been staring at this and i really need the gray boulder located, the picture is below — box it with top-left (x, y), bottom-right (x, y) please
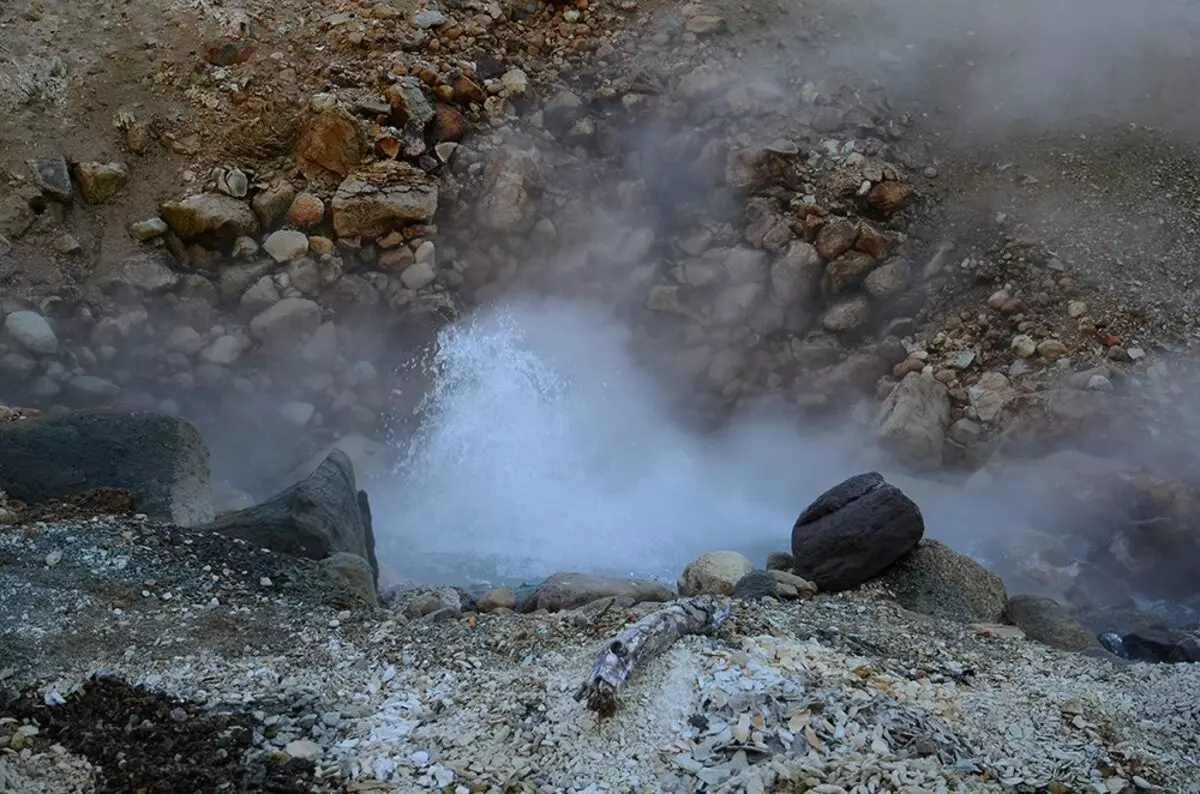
top-left (0, 410), bottom-right (213, 525)
top-left (1004, 595), bottom-right (1100, 652)
top-left (197, 449), bottom-right (378, 587)
top-left (791, 472), bottom-right (924, 591)
top-left (874, 539), bottom-right (1008, 623)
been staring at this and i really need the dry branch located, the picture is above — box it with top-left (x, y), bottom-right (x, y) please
top-left (574, 595), bottom-right (732, 718)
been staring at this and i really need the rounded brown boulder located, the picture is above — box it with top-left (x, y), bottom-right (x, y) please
top-left (791, 472), bottom-right (924, 592)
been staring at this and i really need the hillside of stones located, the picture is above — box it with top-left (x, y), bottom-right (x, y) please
top-left (4, 0), bottom-right (1195, 500)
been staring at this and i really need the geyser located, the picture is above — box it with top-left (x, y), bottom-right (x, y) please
top-left (374, 298), bottom-right (870, 586)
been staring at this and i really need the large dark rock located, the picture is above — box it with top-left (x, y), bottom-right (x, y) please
top-left (790, 472), bottom-right (924, 591)
top-left (197, 449), bottom-right (378, 588)
top-left (874, 539), bottom-right (1008, 623)
top-left (1121, 626), bottom-right (1200, 664)
top-left (1004, 595), bottom-right (1099, 652)
top-left (0, 409), bottom-right (213, 525)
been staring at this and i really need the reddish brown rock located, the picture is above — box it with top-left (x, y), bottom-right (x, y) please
top-left (866, 180), bottom-right (914, 214)
top-left (814, 218), bottom-right (857, 260)
top-left (430, 105), bottom-right (470, 143)
top-left (293, 106), bottom-right (368, 183)
top-left (287, 193), bottom-right (325, 228)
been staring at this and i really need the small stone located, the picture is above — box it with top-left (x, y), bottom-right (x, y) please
top-left (400, 262), bottom-right (436, 290)
top-left (1036, 339), bottom-right (1069, 358)
top-left (1011, 334), bottom-right (1037, 358)
top-left (1067, 300), bottom-right (1088, 318)
top-left (263, 230), bottom-right (309, 262)
top-left (411, 9), bottom-right (447, 27)
top-left (287, 193), bottom-right (325, 227)
top-left (249, 298), bottom-right (322, 344)
top-left (500, 68), bottom-right (528, 95)
top-left (129, 217), bottom-right (169, 241)
top-left (201, 335), bottom-right (243, 365)
top-left (284, 740), bottom-right (323, 761)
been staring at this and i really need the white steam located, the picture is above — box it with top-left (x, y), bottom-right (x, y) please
top-left (372, 299), bottom-right (992, 586)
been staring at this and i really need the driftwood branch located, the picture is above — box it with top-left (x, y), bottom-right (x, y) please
top-left (574, 595), bottom-right (732, 718)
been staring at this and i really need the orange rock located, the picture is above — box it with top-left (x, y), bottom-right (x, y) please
top-left (866, 180), bottom-right (914, 214)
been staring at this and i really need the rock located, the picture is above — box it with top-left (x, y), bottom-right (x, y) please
top-left (791, 472), bottom-right (924, 592)
top-left (280, 401), bottom-right (315, 427)
top-left (400, 261), bottom-right (436, 290)
top-left (430, 105), bottom-right (470, 143)
top-left (384, 77), bottom-right (435, 128)
top-left (0, 410), bottom-right (213, 525)
top-left (766, 551), bottom-right (794, 571)
top-left (129, 217), bottom-right (169, 241)
top-left (477, 153), bottom-right (538, 233)
top-left (287, 193), bottom-right (325, 227)
top-left (711, 282), bottom-right (764, 325)
top-left (263, 230), bottom-right (310, 262)
top-left (286, 434), bottom-right (397, 487)
top-left (866, 181), bottom-right (914, 214)
top-left (1037, 339), bottom-right (1069, 358)
top-left (1004, 595), bottom-right (1099, 652)
top-left (321, 552), bottom-right (377, 605)
top-left (769, 242), bottom-right (821, 306)
top-left (200, 335), bottom-right (243, 365)
top-left (874, 539), bottom-right (1008, 623)
top-left (4, 310), bottom-right (58, 355)
top-left (29, 155), bottom-right (72, 201)
top-left (820, 295), bottom-right (871, 334)
top-left (517, 572), bottom-right (674, 613)
top-left (814, 218), bottom-right (857, 260)
top-left (284, 740), bottom-right (323, 761)
top-left (90, 253), bottom-right (180, 295)
top-left (411, 8), bottom-right (447, 27)
top-left (405, 588), bottom-right (462, 620)
top-left (678, 551), bottom-right (754, 597)
top-left (823, 252), bottom-right (877, 297)
top-left (253, 184), bottom-right (298, 228)
top-left (874, 372), bottom-right (950, 466)
top-left (249, 298), bottom-right (322, 345)
top-left (198, 449), bottom-right (378, 586)
top-left (73, 161), bottom-right (129, 204)
top-left (863, 258), bottom-right (910, 298)
top-left (770, 569), bottom-right (817, 599)
top-left (294, 105), bottom-right (369, 182)
top-left (160, 193), bottom-right (259, 243)
top-left (733, 569), bottom-right (781, 600)
top-left (478, 586), bottom-right (517, 613)
top-left (964, 371), bottom-right (1013, 423)
top-left (332, 161), bottom-right (439, 238)
top-left (1121, 626), bottom-right (1200, 663)
top-left (1011, 334), bottom-right (1037, 357)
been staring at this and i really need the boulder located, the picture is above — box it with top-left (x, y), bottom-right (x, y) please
top-left (1003, 595), bottom-right (1100, 652)
top-left (477, 586), bottom-right (517, 613)
top-left (1120, 626), bottom-right (1200, 664)
top-left (733, 569), bottom-right (781, 600)
top-left (321, 552), bottom-right (378, 606)
top-left (74, 161), bottom-right (130, 204)
top-left (0, 410), bottom-right (213, 525)
top-left (791, 472), bottom-right (924, 591)
top-left (678, 551), bottom-right (755, 597)
top-left (160, 193), bottom-right (259, 243)
top-left (874, 371), bottom-right (950, 467)
top-left (197, 449), bottom-right (378, 587)
top-left (517, 572), bottom-right (674, 613)
top-left (4, 310), bottom-right (58, 355)
top-left (874, 539), bottom-right (1008, 623)
top-left (331, 161), bottom-right (439, 238)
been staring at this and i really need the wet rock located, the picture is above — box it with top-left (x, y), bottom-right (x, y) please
top-left (200, 335), bottom-right (243, 365)
top-left (814, 218), bottom-right (857, 260)
top-left (280, 401), bottom-right (315, 427)
top-left (477, 152), bottom-right (539, 233)
top-left (823, 252), bottom-right (877, 297)
top-left (161, 193), bottom-right (259, 243)
top-left (1004, 595), bottom-right (1100, 652)
top-left (263, 230), bottom-right (310, 263)
top-left (678, 551), bottom-right (755, 597)
top-left (249, 298), bottom-right (322, 345)
top-left (863, 258), bottom-right (910, 298)
top-left (67, 375), bottom-right (122, 402)
top-left (294, 105), bottom-right (369, 183)
top-left (199, 449), bottom-right (378, 586)
top-left (711, 282), bottom-right (764, 325)
top-left (4, 310), bottom-right (58, 355)
top-left (875, 539), bottom-right (1007, 623)
top-left (74, 161), bottom-right (129, 204)
top-left (791, 472), bottom-right (924, 592)
top-left (517, 572), bottom-right (673, 613)
top-left (0, 410), bottom-right (213, 525)
top-left (332, 161), bottom-right (440, 238)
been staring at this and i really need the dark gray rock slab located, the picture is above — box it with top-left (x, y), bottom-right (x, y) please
top-left (1004, 595), bottom-right (1100, 652)
top-left (0, 409), bottom-right (213, 525)
top-left (196, 449), bottom-right (378, 587)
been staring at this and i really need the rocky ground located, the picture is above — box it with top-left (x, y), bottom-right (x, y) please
top-left (4, 0), bottom-right (1200, 791)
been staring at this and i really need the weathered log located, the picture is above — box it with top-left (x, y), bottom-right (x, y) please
top-left (574, 595), bottom-right (731, 718)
